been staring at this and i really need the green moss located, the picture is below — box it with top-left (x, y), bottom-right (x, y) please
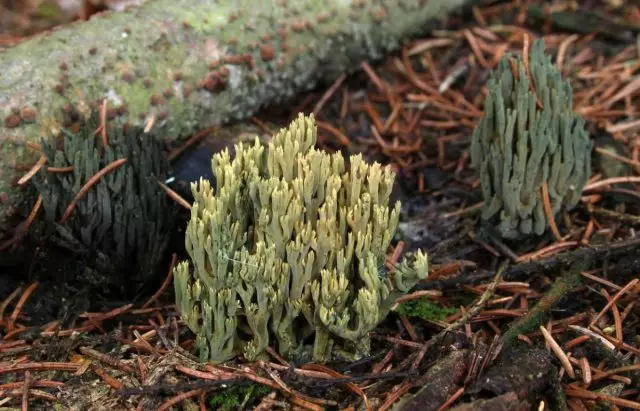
top-left (34, 3), bottom-right (62, 18)
top-left (208, 383), bottom-right (272, 411)
top-left (395, 298), bottom-right (458, 322)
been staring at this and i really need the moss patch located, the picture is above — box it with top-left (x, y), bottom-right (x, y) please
top-left (208, 383), bottom-right (272, 410)
top-left (395, 298), bottom-right (458, 322)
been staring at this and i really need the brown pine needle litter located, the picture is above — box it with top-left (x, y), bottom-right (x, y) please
top-left (1, 1), bottom-right (640, 410)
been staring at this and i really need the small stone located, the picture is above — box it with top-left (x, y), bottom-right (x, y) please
top-left (150, 94), bottom-right (162, 106)
top-left (291, 19), bottom-right (308, 32)
top-left (224, 54), bottom-right (253, 69)
top-left (4, 114), bottom-right (20, 128)
top-left (20, 107), bottom-right (37, 123)
top-left (317, 11), bottom-right (331, 23)
top-left (203, 73), bottom-right (226, 92)
top-left (122, 72), bottom-right (135, 83)
top-left (371, 7), bottom-right (387, 22)
top-left (228, 10), bottom-right (241, 23)
top-left (260, 45), bottom-right (276, 62)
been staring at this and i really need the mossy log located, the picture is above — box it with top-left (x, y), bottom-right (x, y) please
top-left (0, 0), bottom-right (473, 241)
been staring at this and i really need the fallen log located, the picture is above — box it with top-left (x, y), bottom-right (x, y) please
top-left (0, 0), bottom-right (474, 242)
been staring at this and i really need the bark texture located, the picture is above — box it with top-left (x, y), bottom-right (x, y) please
top-left (0, 0), bottom-right (472, 239)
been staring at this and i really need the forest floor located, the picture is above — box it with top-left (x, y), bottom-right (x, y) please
top-left (1, 1), bottom-right (639, 410)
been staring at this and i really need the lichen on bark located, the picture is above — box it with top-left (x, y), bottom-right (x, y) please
top-left (0, 0), bottom-right (472, 242)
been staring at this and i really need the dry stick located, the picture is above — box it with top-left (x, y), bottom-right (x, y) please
top-left (0, 362), bottom-right (80, 376)
top-left (7, 282), bottom-right (39, 331)
top-left (443, 260), bottom-right (509, 334)
top-left (540, 325), bottom-right (575, 379)
top-left (313, 73), bottom-right (347, 115)
top-left (565, 386), bottom-right (640, 410)
top-left (418, 238), bottom-right (640, 292)
top-left (78, 347), bottom-right (135, 375)
top-left (0, 286), bottom-right (23, 327)
top-left (259, 365), bottom-right (335, 408)
top-left (316, 120), bottom-right (351, 147)
top-left (157, 180), bottom-right (192, 211)
top-left (21, 371), bottom-right (31, 411)
top-left (589, 278), bottom-right (639, 328)
top-left (594, 146), bottom-right (640, 169)
top-left (590, 207), bottom-right (640, 225)
top-left (541, 182), bottom-right (563, 242)
top-left (437, 387), bottom-right (465, 411)
top-left (301, 363), bottom-right (372, 411)
top-left (90, 364), bottom-right (124, 390)
top-left (99, 99), bottom-right (108, 147)
top-left (157, 389), bottom-right (204, 411)
top-left (557, 34), bottom-right (579, 73)
top-left (584, 176), bottom-right (640, 191)
top-left (0, 194), bottom-right (42, 252)
top-left (601, 289), bottom-right (623, 341)
top-left (522, 33), bottom-right (543, 110)
top-left (578, 357), bottom-right (592, 387)
top-left (60, 158), bottom-right (128, 223)
top-left (17, 155), bottom-right (47, 186)
top-left (502, 260), bottom-right (588, 346)
top-left (168, 127), bottom-right (216, 161)
top-left (250, 116), bottom-right (274, 135)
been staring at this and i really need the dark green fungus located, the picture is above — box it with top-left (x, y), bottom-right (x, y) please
top-left (32, 111), bottom-right (178, 290)
top-left (470, 39), bottom-right (592, 239)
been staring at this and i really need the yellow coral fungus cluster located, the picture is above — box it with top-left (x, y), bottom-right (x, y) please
top-left (174, 113), bottom-right (428, 364)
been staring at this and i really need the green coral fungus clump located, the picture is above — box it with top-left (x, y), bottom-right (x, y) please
top-left (33, 112), bottom-right (178, 289)
top-left (470, 39), bottom-right (592, 239)
top-left (174, 113), bottom-right (428, 364)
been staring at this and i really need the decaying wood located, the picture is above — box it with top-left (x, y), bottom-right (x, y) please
top-left (0, 0), bottom-right (473, 241)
